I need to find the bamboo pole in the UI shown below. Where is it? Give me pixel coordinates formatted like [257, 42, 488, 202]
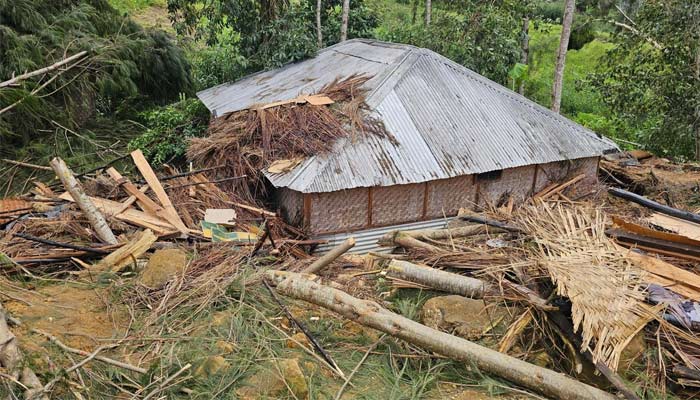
[386, 260, 489, 298]
[378, 225, 502, 246]
[267, 270, 617, 400]
[50, 157, 117, 244]
[303, 237, 355, 274]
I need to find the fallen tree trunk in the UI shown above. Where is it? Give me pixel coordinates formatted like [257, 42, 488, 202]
[378, 225, 504, 246]
[266, 270, 617, 400]
[50, 157, 117, 244]
[393, 233, 442, 252]
[608, 187, 700, 225]
[386, 260, 489, 298]
[303, 237, 355, 274]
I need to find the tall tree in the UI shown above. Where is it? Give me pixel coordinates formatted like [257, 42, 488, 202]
[425, 0, 432, 26]
[316, 0, 323, 47]
[592, 0, 700, 159]
[518, 15, 530, 95]
[551, 0, 575, 113]
[340, 0, 350, 41]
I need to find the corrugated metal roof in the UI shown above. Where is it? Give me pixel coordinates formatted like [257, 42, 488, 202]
[197, 39, 618, 193]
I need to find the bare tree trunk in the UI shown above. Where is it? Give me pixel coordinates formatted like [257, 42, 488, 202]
[694, 40, 700, 160]
[316, 0, 323, 48]
[50, 157, 118, 244]
[386, 260, 489, 298]
[551, 0, 575, 113]
[340, 0, 350, 42]
[519, 16, 530, 95]
[267, 271, 618, 400]
[424, 0, 431, 27]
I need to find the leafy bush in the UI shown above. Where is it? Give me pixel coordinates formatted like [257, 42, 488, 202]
[377, 6, 521, 85]
[568, 19, 595, 50]
[128, 98, 209, 165]
[534, 0, 563, 22]
[191, 42, 249, 90]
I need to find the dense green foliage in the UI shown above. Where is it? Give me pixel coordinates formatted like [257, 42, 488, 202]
[128, 97, 208, 165]
[0, 0, 192, 165]
[167, 0, 378, 71]
[376, 0, 528, 84]
[592, 0, 700, 159]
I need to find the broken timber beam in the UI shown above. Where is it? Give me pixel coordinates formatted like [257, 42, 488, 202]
[609, 187, 700, 225]
[50, 157, 118, 245]
[303, 237, 355, 274]
[378, 225, 503, 247]
[458, 214, 524, 233]
[266, 270, 617, 400]
[607, 228, 700, 260]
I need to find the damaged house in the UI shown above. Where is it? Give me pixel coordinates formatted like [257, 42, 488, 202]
[197, 39, 617, 251]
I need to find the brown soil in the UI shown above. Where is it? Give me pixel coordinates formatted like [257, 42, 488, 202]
[3, 281, 127, 352]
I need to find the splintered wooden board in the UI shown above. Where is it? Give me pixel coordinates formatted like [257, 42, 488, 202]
[646, 213, 700, 241]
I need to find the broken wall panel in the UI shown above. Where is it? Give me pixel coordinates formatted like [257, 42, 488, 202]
[426, 175, 476, 218]
[278, 188, 304, 226]
[477, 165, 536, 207]
[371, 183, 424, 226]
[568, 157, 599, 193]
[309, 188, 369, 234]
[534, 160, 570, 193]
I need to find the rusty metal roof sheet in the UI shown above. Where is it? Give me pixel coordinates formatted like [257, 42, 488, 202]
[197, 39, 618, 193]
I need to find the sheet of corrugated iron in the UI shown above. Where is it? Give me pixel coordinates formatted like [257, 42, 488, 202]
[313, 217, 455, 254]
[196, 40, 409, 117]
[201, 39, 618, 193]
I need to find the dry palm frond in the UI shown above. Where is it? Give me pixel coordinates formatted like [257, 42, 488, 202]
[187, 74, 393, 202]
[517, 203, 656, 370]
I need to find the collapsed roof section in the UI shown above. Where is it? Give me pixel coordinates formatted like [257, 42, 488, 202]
[197, 39, 618, 194]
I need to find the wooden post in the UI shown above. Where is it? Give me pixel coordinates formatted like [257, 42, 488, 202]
[50, 157, 117, 244]
[304, 237, 356, 274]
[267, 271, 618, 400]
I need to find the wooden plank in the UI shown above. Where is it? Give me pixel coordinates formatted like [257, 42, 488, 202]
[59, 192, 175, 235]
[646, 213, 700, 241]
[130, 150, 189, 235]
[106, 168, 162, 215]
[626, 251, 700, 292]
[608, 228, 700, 258]
[94, 229, 157, 273]
[612, 217, 700, 247]
[107, 167, 188, 235]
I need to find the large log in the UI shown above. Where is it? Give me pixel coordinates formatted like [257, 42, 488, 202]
[303, 237, 355, 274]
[50, 157, 117, 244]
[266, 270, 617, 400]
[386, 260, 489, 298]
[608, 187, 700, 225]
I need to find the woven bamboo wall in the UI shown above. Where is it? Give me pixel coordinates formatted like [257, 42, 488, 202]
[309, 188, 369, 234]
[277, 188, 304, 226]
[477, 165, 536, 207]
[372, 183, 424, 226]
[426, 175, 476, 218]
[534, 160, 570, 193]
[285, 157, 599, 235]
[568, 157, 599, 194]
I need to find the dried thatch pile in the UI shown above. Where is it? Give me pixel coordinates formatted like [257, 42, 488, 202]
[187, 74, 393, 202]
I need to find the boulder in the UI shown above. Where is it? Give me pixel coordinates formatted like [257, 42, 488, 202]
[139, 249, 188, 288]
[421, 295, 507, 340]
[236, 358, 308, 400]
[194, 355, 230, 378]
